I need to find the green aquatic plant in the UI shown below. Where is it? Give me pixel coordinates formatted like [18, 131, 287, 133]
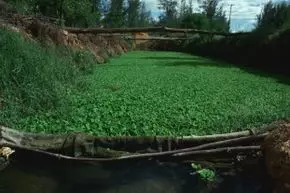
[2, 47, 290, 135]
[191, 163, 216, 182]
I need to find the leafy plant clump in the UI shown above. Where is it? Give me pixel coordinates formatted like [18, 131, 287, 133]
[191, 163, 216, 182]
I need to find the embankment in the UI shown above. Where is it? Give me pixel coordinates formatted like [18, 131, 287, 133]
[0, 11, 130, 129]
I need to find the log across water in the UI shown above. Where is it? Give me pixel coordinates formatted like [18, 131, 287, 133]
[0, 126, 266, 162]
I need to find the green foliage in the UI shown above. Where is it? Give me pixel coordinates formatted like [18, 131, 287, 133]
[0, 28, 97, 127]
[62, 0, 101, 27]
[199, 0, 220, 20]
[103, 0, 125, 27]
[138, 2, 154, 27]
[126, 0, 141, 27]
[180, 2, 290, 77]
[157, 0, 229, 32]
[181, 13, 210, 29]
[11, 51, 290, 135]
[7, 0, 35, 14]
[158, 0, 179, 27]
[7, 0, 101, 27]
[256, 2, 290, 33]
[7, 0, 229, 30]
[191, 163, 216, 182]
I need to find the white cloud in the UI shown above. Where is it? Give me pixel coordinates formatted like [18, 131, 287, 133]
[142, 0, 160, 19]
[221, 0, 264, 31]
[142, 0, 288, 31]
[225, 0, 287, 31]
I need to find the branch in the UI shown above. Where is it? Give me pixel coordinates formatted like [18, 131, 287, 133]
[180, 133, 267, 151]
[4, 143, 261, 163]
[180, 129, 262, 142]
[173, 146, 261, 157]
[86, 134, 266, 160]
[187, 160, 235, 168]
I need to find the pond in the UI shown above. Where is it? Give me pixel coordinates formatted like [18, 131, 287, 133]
[0, 150, 272, 193]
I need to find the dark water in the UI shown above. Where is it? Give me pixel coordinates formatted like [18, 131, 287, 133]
[0, 151, 272, 193]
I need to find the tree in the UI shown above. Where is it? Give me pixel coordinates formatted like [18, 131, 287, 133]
[8, 0, 102, 27]
[104, 0, 126, 27]
[188, 0, 194, 14]
[178, 0, 196, 26]
[99, 0, 110, 16]
[198, 0, 229, 31]
[211, 5, 229, 32]
[181, 13, 210, 29]
[127, 0, 141, 27]
[138, 2, 153, 27]
[199, 0, 220, 20]
[256, 2, 290, 33]
[158, 0, 178, 27]
[62, 0, 101, 27]
[179, 0, 187, 19]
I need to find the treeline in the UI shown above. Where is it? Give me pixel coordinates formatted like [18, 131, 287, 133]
[158, 0, 229, 32]
[7, 0, 154, 27]
[6, 0, 229, 32]
[183, 1, 290, 76]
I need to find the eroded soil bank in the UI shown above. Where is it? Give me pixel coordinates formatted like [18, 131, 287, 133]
[1, 8, 130, 63]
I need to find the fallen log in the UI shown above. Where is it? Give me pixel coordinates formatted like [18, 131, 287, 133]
[1, 121, 287, 165]
[0, 126, 265, 154]
[124, 37, 194, 41]
[0, 126, 269, 164]
[64, 26, 250, 37]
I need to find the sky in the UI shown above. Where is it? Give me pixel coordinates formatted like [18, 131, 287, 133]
[142, 0, 289, 32]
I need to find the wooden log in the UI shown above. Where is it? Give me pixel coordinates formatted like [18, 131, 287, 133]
[95, 35, 196, 41]
[0, 126, 265, 163]
[124, 37, 194, 41]
[64, 26, 250, 36]
[64, 26, 165, 34]
[0, 126, 263, 153]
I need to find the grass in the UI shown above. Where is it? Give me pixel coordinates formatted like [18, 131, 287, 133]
[0, 27, 98, 128]
[9, 50, 290, 136]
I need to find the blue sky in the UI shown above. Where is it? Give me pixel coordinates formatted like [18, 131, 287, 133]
[143, 0, 289, 32]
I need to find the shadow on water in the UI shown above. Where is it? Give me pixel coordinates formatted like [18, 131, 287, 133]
[109, 53, 290, 85]
[159, 60, 232, 69]
[150, 56, 290, 86]
[140, 56, 201, 60]
[0, 151, 273, 193]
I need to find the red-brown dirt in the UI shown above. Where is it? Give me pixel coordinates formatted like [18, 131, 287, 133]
[263, 122, 290, 193]
[1, 12, 129, 63]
